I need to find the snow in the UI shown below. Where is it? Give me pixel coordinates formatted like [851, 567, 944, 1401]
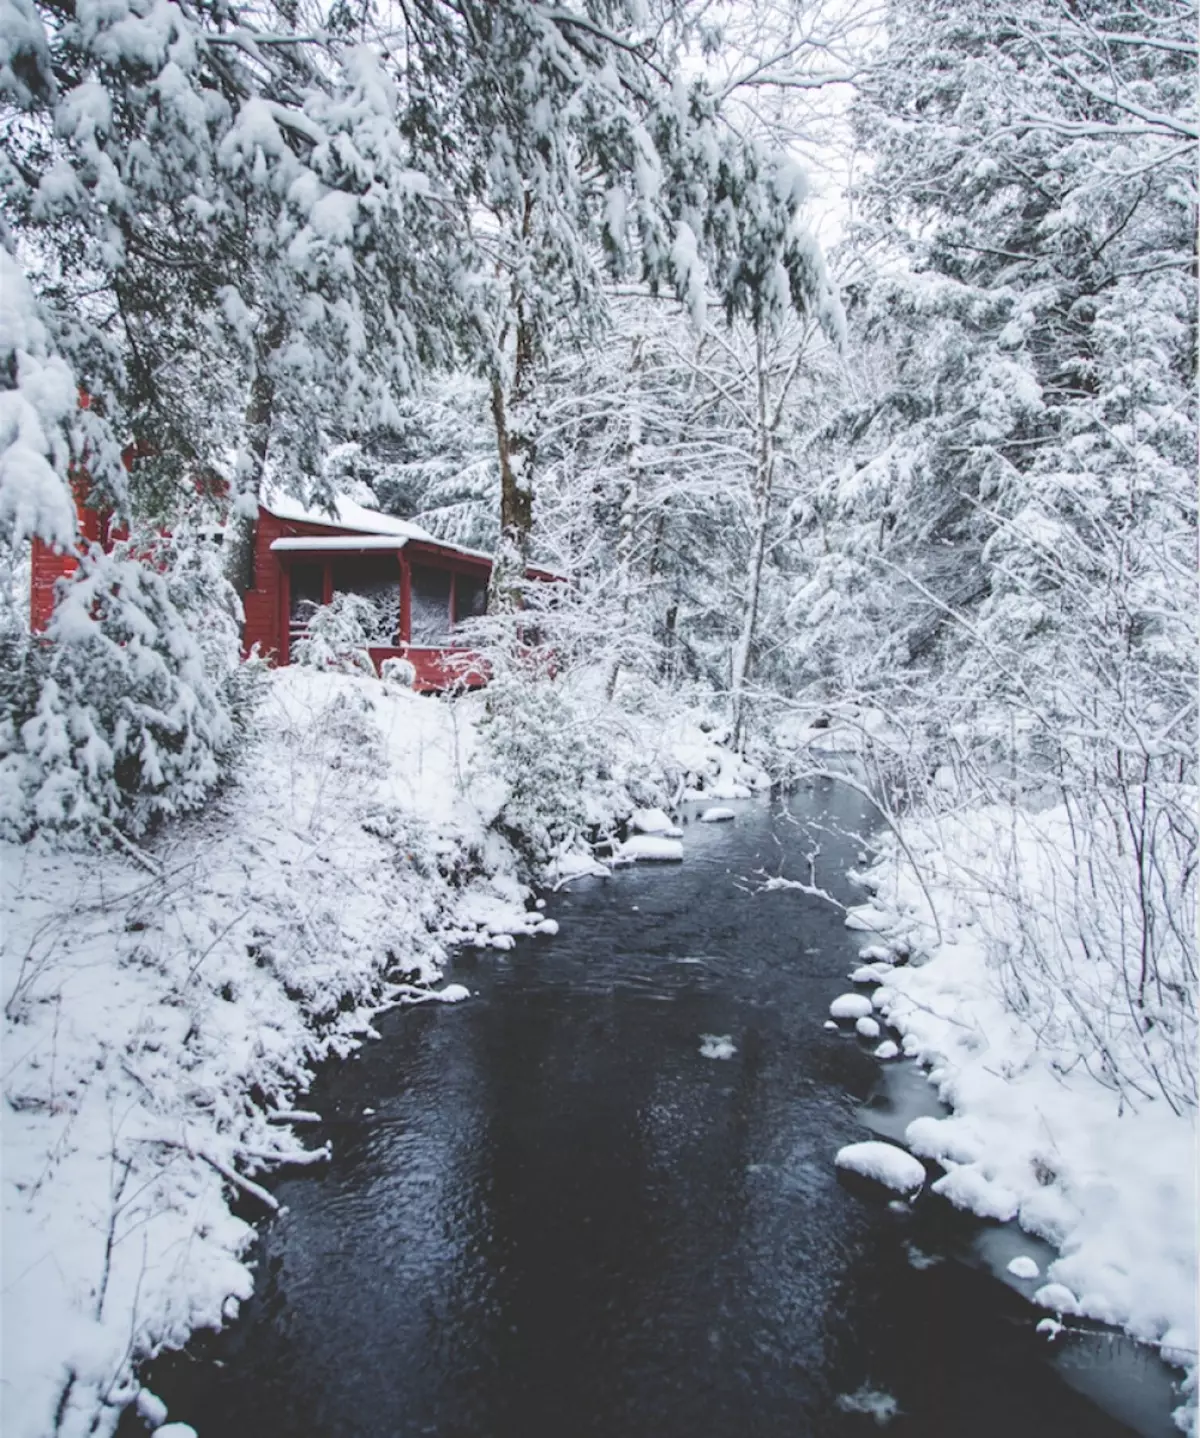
[699, 1034, 737, 1060]
[629, 806, 682, 837]
[859, 804, 1198, 1428]
[261, 490, 492, 564]
[616, 834, 683, 862]
[549, 850, 610, 882]
[1008, 1256, 1041, 1280]
[851, 963, 892, 983]
[829, 993, 874, 1020]
[699, 806, 736, 823]
[835, 1386, 901, 1425]
[855, 1016, 881, 1039]
[835, 1142, 926, 1196]
[0, 668, 553, 1438]
[823, 1020, 838, 1031]
[875, 1041, 899, 1060]
[135, 1390, 168, 1427]
[843, 904, 894, 933]
[1035, 1283, 1082, 1316]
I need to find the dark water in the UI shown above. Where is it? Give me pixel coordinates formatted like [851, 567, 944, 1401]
[133, 784, 1182, 1438]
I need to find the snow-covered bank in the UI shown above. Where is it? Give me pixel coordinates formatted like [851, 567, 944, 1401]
[0, 669, 551, 1438]
[1, 668, 763, 1438]
[844, 804, 1198, 1434]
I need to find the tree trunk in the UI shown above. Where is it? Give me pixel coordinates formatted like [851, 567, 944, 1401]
[225, 319, 281, 598]
[731, 326, 774, 752]
[605, 333, 645, 701]
[488, 193, 538, 615]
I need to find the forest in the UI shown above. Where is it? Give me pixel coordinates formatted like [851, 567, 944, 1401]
[1, 2, 1196, 1436]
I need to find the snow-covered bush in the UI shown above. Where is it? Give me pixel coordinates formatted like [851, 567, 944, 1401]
[291, 592, 387, 676]
[476, 659, 607, 870]
[0, 537, 253, 841]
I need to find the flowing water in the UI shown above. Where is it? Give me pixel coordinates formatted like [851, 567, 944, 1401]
[130, 782, 1183, 1438]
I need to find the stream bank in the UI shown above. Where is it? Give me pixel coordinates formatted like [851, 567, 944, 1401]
[125, 785, 1183, 1437]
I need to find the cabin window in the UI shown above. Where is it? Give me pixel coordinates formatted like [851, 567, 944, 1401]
[332, 556, 400, 643]
[454, 572, 488, 626]
[288, 563, 324, 641]
[410, 564, 452, 645]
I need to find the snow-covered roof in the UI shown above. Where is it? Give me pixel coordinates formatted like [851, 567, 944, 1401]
[262, 490, 561, 575]
[263, 490, 435, 542]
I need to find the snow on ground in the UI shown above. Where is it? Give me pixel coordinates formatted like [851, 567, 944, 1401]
[2, 669, 765, 1438]
[835, 1141, 926, 1196]
[0, 669, 550, 1438]
[849, 803, 1198, 1434]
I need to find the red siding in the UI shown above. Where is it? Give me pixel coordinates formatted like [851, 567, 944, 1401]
[29, 536, 78, 632]
[242, 509, 286, 660]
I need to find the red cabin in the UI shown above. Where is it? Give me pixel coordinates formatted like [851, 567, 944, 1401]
[31, 486, 557, 694]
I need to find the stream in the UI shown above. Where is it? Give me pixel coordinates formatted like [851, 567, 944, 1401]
[129, 781, 1182, 1437]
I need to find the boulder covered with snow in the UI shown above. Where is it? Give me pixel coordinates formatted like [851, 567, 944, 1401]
[699, 806, 736, 823]
[829, 992, 874, 1020]
[844, 904, 895, 933]
[629, 807, 683, 837]
[835, 1141, 926, 1196]
[616, 835, 684, 862]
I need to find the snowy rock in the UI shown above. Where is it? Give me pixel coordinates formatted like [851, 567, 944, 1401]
[1034, 1283, 1081, 1315]
[136, 1391, 168, 1427]
[932, 1165, 1020, 1222]
[1007, 1256, 1040, 1280]
[855, 1016, 881, 1039]
[823, 1020, 838, 1031]
[699, 1034, 736, 1060]
[152, 1427, 198, 1438]
[629, 807, 683, 838]
[835, 1141, 926, 1195]
[858, 944, 896, 963]
[905, 1116, 982, 1166]
[617, 835, 684, 862]
[434, 984, 470, 1003]
[552, 851, 610, 881]
[875, 1041, 900, 1060]
[850, 963, 891, 983]
[844, 905, 894, 933]
[699, 806, 736, 823]
[829, 993, 874, 1020]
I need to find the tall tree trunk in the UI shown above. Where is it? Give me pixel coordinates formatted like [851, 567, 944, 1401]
[731, 325, 774, 751]
[605, 333, 645, 700]
[225, 319, 281, 598]
[488, 194, 537, 614]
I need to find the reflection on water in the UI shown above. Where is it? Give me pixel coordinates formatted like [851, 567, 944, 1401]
[130, 784, 1181, 1438]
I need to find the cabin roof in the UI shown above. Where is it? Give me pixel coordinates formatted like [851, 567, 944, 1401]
[261, 491, 565, 581]
[261, 491, 494, 565]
